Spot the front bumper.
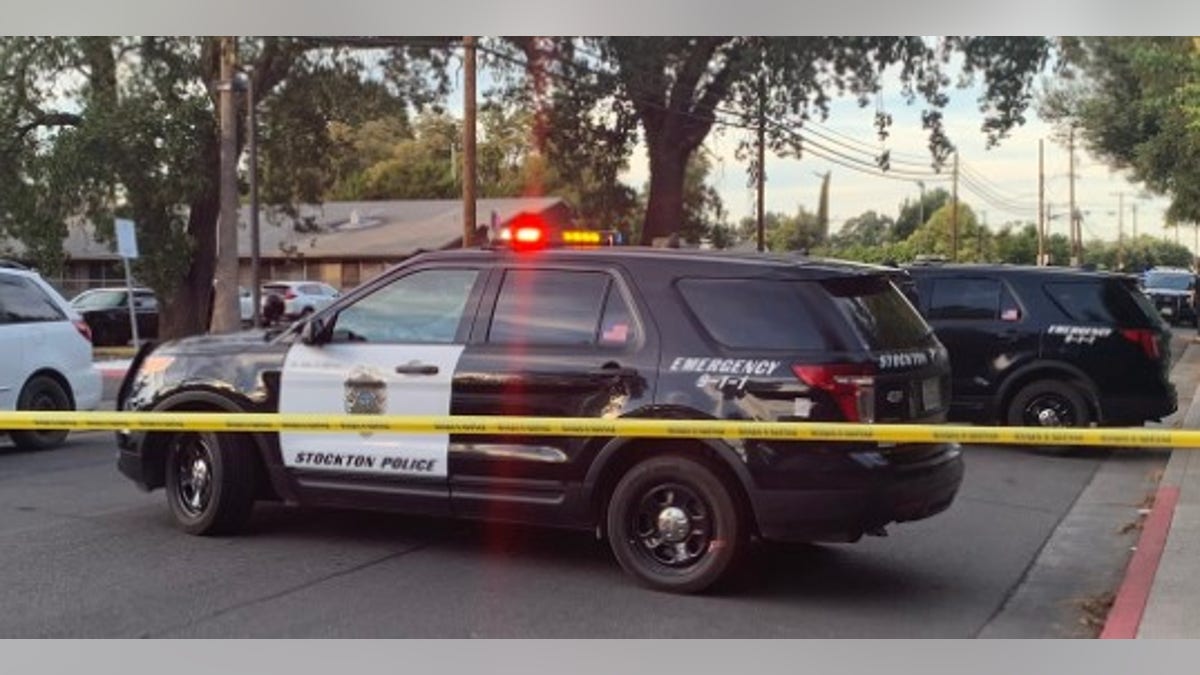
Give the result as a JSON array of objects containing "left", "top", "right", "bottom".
[{"left": 749, "top": 443, "right": 964, "bottom": 542}]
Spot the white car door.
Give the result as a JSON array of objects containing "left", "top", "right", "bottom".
[{"left": 279, "top": 267, "right": 483, "bottom": 479}]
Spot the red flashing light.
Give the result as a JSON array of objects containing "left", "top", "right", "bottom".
[
  {"left": 73, "top": 319, "right": 92, "bottom": 344},
  {"left": 792, "top": 363, "right": 877, "bottom": 422},
  {"left": 513, "top": 226, "right": 545, "bottom": 244}
]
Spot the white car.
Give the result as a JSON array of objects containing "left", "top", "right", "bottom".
[
  {"left": 239, "top": 286, "right": 254, "bottom": 324},
  {"left": 261, "top": 281, "right": 340, "bottom": 319},
  {"left": 0, "top": 263, "right": 102, "bottom": 450}
]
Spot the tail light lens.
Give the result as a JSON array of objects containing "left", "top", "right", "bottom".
[
  {"left": 73, "top": 320, "right": 92, "bottom": 343},
  {"left": 285, "top": 289, "right": 297, "bottom": 300},
  {"left": 1120, "top": 328, "right": 1161, "bottom": 360},
  {"left": 792, "top": 363, "right": 877, "bottom": 422}
]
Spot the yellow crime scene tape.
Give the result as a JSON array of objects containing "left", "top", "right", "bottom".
[{"left": 0, "top": 410, "right": 1193, "bottom": 449}]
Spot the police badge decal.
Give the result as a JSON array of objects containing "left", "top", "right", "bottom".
[{"left": 344, "top": 366, "right": 388, "bottom": 436}]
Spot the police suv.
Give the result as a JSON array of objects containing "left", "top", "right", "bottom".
[
  {"left": 905, "top": 263, "right": 1176, "bottom": 428},
  {"left": 117, "top": 229, "right": 962, "bottom": 593}
]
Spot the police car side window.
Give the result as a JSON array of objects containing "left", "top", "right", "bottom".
[
  {"left": 489, "top": 269, "right": 610, "bottom": 345},
  {"left": 928, "top": 278, "right": 1001, "bottom": 320},
  {"left": 331, "top": 268, "right": 479, "bottom": 344}
]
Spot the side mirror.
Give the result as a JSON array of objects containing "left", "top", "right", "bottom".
[{"left": 300, "top": 316, "right": 329, "bottom": 346}]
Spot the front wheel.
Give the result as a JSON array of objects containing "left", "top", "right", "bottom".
[
  {"left": 164, "top": 432, "right": 257, "bottom": 535},
  {"left": 606, "top": 454, "right": 744, "bottom": 593},
  {"left": 1006, "top": 380, "right": 1091, "bottom": 428}
]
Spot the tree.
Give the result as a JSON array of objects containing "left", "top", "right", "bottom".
[
  {"left": 1044, "top": 37, "right": 1200, "bottom": 223},
  {"left": 893, "top": 187, "right": 951, "bottom": 241},
  {"left": 906, "top": 202, "right": 993, "bottom": 262},
  {"left": 765, "top": 207, "right": 825, "bottom": 253},
  {"left": 504, "top": 37, "right": 1052, "bottom": 244},
  {"left": 0, "top": 37, "right": 450, "bottom": 339},
  {"left": 829, "top": 210, "right": 894, "bottom": 249}
]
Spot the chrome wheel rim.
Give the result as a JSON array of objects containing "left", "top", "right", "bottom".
[
  {"left": 1023, "top": 393, "right": 1078, "bottom": 427},
  {"left": 174, "top": 436, "right": 214, "bottom": 517},
  {"left": 630, "top": 482, "right": 712, "bottom": 569}
]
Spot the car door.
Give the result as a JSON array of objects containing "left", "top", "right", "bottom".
[
  {"left": 278, "top": 265, "right": 487, "bottom": 513},
  {"left": 449, "top": 264, "right": 657, "bottom": 526},
  {"left": 920, "top": 275, "right": 1033, "bottom": 411},
  {"left": 0, "top": 277, "right": 31, "bottom": 409}
]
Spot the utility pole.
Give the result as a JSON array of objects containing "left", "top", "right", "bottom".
[
  {"left": 1132, "top": 203, "right": 1138, "bottom": 240},
  {"left": 951, "top": 150, "right": 959, "bottom": 262},
  {"left": 1068, "top": 126, "right": 1079, "bottom": 265},
  {"left": 211, "top": 36, "right": 241, "bottom": 334},
  {"left": 1038, "top": 139, "right": 1045, "bottom": 265},
  {"left": 1114, "top": 191, "right": 1125, "bottom": 270},
  {"left": 462, "top": 36, "right": 477, "bottom": 248},
  {"left": 755, "top": 55, "right": 766, "bottom": 253},
  {"left": 246, "top": 71, "right": 261, "bottom": 327},
  {"left": 979, "top": 209, "right": 987, "bottom": 259},
  {"left": 916, "top": 180, "right": 926, "bottom": 230}
]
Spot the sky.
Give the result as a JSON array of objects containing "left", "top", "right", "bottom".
[
  {"left": 455, "top": 42, "right": 1184, "bottom": 251},
  {"left": 621, "top": 76, "right": 1179, "bottom": 249}
]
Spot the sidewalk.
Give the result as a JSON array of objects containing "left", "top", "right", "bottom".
[
  {"left": 1130, "top": 338, "right": 1200, "bottom": 637},
  {"left": 1103, "top": 338, "right": 1200, "bottom": 637}
]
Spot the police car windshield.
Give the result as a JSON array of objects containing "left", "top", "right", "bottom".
[{"left": 1144, "top": 272, "right": 1194, "bottom": 291}]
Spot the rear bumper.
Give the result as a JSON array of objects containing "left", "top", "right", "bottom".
[
  {"left": 749, "top": 443, "right": 964, "bottom": 542},
  {"left": 1100, "top": 386, "right": 1177, "bottom": 425}
]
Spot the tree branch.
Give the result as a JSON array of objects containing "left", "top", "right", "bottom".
[
  {"left": 15, "top": 111, "right": 83, "bottom": 138},
  {"left": 667, "top": 37, "right": 727, "bottom": 113}
]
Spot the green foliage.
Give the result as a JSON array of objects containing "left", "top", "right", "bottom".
[
  {"left": 893, "top": 188, "right": 951, "bottom": 241},
  {"left": 830, "top": 210, "right": 894, "bottom": 249},
  {"left": 905, "top": 202, "right": 993, "bottom": 262},
  {"left": 0, "top": 36, "right": 450, "bottom": 337},
  {"left": 511, "top": 37, "right": 1052, "bottom": 243},
  {"left": 1046, "top": 37, "right": 1200, "bottom": 223},
  {"left": 1082, "top": 235, "right": 1194, "bottom": 271}
]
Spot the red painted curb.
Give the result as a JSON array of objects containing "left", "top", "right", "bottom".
[{"left": 1100, "top": 485, "right": 1180, "bottom": 639}]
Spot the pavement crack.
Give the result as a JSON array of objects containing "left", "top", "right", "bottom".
[{"left": 144, "top": 540, "right": 431, "bottom": 637}]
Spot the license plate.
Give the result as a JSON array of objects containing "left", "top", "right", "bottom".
[{"left": 922, "top": 378, "right": 942, "bottom": 411}]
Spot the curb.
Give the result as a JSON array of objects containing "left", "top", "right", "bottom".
[{"left": 1099, "top": 486, "right": 1180, "bottom": 638}]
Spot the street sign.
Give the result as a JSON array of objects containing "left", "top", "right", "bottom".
[{"left": 115, "top": 218, "right": 139, "bottom": 259}]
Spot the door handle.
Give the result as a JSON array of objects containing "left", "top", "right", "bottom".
[{"left": 395, "top": 362, "right": 439, "bottom": 376}]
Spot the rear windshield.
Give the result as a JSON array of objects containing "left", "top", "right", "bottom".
[
  {"left": 677, "top": 278, "right": 845, "bottom": 351},
  {"left": 821, "top": 275, "right": 935, "bottom": 350},
  {"left": 1044, "top": 279, "right": 1160, "bottom": 328}
]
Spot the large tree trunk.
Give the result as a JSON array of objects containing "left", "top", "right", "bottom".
[
  {"left": 157, "top": 186, "right": 220, "bottom": 340},
  {"left": 641, "top": 139, "right": 690, "bottom": 245}
]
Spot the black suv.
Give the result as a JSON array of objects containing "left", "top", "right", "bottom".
[
  {"left": 117, "top": 246, "right": 962, "bottom": 593},
  {"left": 1141, "top": 267, "right": 1198, "bottom": 327},
  {"left": 905, "top": 264, "right": 1176, "bottom": 428}
]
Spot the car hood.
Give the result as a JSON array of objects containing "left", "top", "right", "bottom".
[{"left": 154, "top": 328, "right": 291, "bottom": 356}]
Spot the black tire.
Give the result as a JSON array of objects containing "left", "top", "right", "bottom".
[
  {"left": 606, "top": 454, "right": 745, "bottom": 593},
  {"left": 10, "top": 375, "right": 72, "bottom": 451},
  {"left": 1006, "top": 380, "right": 1091, "bottom": 428},
  {"left": 164, "top": 431, "right": 257, "bottom": 535}
]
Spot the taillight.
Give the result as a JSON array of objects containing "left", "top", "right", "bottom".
[
  {"left": 285, "top": 289, "right": 297, "bottom": 300},
  {"left": 792, "top": 363, "right": 877, "bottom": 422},
  {"left": 1120, "top": 328, "right": 1161, "bottom": 360},
  {"left": 73, "top": 320, "right": 92, "bottom": 343}
]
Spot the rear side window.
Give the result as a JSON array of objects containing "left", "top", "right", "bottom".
[
  {"left": 0, "top": 276, "right": 67, "bottom": 324},
  {"left": 677, "top": 278, "right": 841, "bottom": 350},
  {"left": 822, "top": 275, "right": 933, "bottom": 350},
  {"left": 928, "top": 278, "right": 1001, "bottom": 320},
  {"left": 1045, "top": 280, "right": 1158, "bottom": 327},
  {"left": 489, "top": 269, "right": 615, "bottom": 346}
]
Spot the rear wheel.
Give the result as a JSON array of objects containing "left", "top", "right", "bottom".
[
  {"left": 606, "top": 454, "right": 744, "bottom": 593},
  {"left": 164, "top": 432, "right": 256, "bottom": 535},
  {"left": 1006, "top": 380, "right": 1091, "bottom": 428},
  {"left": 10, "top": 375, "right": 72, "bottom": 451}
]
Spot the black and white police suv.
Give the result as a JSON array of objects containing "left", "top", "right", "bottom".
[{"left": 117, "top": 228, "right": 962, "bottom": 592}]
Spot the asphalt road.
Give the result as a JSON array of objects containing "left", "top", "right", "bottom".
[
  {"left": 0, "top": 432, "right": 1160, "bottom": 638},
  {"left": 0, "top": 328, "right": 1185, "bottom": 638}
]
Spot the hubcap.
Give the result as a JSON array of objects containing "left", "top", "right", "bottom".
[
  {"left": 1025, "top": 394, "right": 1076, "bottom": 427},
  {"left": 631, "top": 483, "right": 712, "bottom": 568},
  {"left": 175, "top": 436, "right": 214, "bottom": 516}
]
